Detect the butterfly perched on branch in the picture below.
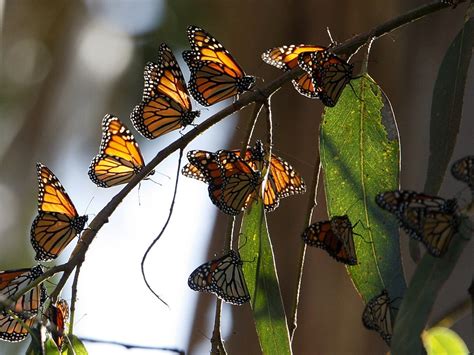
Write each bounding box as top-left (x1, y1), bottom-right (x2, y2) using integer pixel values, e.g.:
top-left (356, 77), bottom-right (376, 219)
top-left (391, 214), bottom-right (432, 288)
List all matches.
top-left (0, 265), bottom-right (47, 342)
top-left (362, 289), bottom-right (397, 345)
top-left (183, 25), bottom-right (256, 106)
top-left (31, 164), bottom-right (88, 261)
top-left (47, 298), bottom-right (69, 352)
top-left (302, 215), bottom-right (358, 265)
top-left (182, 140), bottom-right (306, 214)
top-left (376, 190), bottom-right (460, 257)
top-left (131, 43), bottom-right (200, 139)
top-left (89, 114), bottom-right (152, 187)
top-left (188, 250), bottom-right (250, 305)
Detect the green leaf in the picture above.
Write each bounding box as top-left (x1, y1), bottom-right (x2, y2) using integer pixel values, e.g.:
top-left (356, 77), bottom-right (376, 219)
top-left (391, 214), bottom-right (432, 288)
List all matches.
top-left (424, 3), bottom-right (474, 194)
top-left (391, 217), bottom-right (472, 354)
top-left (239, 200), bottom-right (292, 355)
top-left (422, 327), bottom-right (470, 355)
top-left (63, 335), bottom-right (88, 355)
top-left (320, 75), bottom-right (407, 305)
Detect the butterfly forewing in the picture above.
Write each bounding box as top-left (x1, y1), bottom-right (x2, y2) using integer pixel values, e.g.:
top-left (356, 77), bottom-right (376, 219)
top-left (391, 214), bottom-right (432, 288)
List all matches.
top-left (362, 290), bottom-right (394, 345)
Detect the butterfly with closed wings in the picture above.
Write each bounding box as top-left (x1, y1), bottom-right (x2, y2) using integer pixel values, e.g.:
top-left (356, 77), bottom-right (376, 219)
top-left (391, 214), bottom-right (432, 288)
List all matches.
top-left (31, 164), bottom-right (88, 261)
top-left (183, 26), bottom-right (256, 106)
top-left (131, 43), bottom-right (200, 139)
top-left (362, 289), bottom-right (397, 346)
top-left (188, 250), bottom-right (250, 306)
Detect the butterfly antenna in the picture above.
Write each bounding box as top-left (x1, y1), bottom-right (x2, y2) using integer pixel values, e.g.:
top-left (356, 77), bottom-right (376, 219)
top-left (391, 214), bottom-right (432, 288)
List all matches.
top-left (326, 27), bottom-right (337, 46)
top-left (147, 178), bottom-right (163, 186)
top-left (138, 182), bottom-right (142, 206)
top-left (83, 196), bottom-right (95, 216)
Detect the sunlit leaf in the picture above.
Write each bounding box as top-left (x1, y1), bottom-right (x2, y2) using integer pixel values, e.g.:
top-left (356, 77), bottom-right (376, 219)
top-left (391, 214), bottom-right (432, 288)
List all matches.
top-left (239, 200), bottom-right (292, 355)
top-left (320, 75), bottom-right (407, 307)
top-left (422, 327), bottom-right (470, 355)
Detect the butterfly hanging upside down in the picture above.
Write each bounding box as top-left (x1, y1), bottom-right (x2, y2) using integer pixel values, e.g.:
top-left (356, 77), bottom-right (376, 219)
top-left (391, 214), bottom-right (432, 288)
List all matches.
top-left (362, 289), bottom-right (397, 346)
top-left (188, 250), bottom-right (250, 306)
top-left (183, 25), bottom-right (256, 106)
top-left (182, 140), bottom-right (306, 214)
top-left (0, 265), bottom-right (47, 342)
top-left (89, 114), bottom-right (154, 188)
top-left (31, 163), bottom-right (88, 262)
top-left (302, 215), bottom-right (359, 265)
top-left (375, 190), bottom-right (460, 257)
top-left (131, 43), bottom-right (200, 139)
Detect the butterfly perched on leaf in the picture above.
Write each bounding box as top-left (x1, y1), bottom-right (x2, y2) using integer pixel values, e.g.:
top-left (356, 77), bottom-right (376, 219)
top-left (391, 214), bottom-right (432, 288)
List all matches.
top-left (0, 266), bottom-right (47, 342)
top-left (362, 289), bottom-right (397, 346)
top-left (182, 140), bottom-right (306, 212)
top-left (47, 299), bottom-right (69, 351)
top-left (302, 215), bottom-right (358, 265)
top-left (188, 250), bottom-right (250, 305)
top-left (131, 43), bottom-right (200, 139)
top-left (451, 156), bottom-right (474, 195)
top-left (31, 163), bottom-right (88, 261)
top-left (298, 50), bottom-right (353, 107)
top-left (262, 44), bottom-right (326, 98)
top-left (183, 25), bottom-right (256, 106)
top-left (376, 190), bottom-right (460, 257)
top-left (89, 114), bottom-right (153, 187)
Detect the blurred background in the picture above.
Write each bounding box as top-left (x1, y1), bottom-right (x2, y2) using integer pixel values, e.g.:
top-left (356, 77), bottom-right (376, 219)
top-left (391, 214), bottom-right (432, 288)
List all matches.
top-left (0, 0), bottom-right (472, 354)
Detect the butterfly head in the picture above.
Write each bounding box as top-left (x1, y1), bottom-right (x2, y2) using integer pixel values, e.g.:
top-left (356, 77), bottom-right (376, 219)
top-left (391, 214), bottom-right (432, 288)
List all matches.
top-left (237, 75), bottom-right (256, 93)
top-left (182, 110), bottom-right (201, 126)
top-left (72, 215), bottom-right (88, 233)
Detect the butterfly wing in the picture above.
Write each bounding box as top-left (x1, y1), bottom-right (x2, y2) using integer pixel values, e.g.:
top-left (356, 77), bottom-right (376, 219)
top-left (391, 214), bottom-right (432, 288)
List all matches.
top-left (32, 164), bottom-right (88, 261)
top-left (362, 289), bottom-right (393, 345)
top-left (0, 266), bottom-right (47, 342)
top-left (89, 114), bottom-right (146, 187)
top-left (184, 26), bottom-right (256, 106)
top-left (451, 155), bottom-right (474, 188)
top-left (262, 44), bottom-right (326, 98)
top-left (188, 250), bottom-right (250, 305)
top-left (299, 50), bottom-right (353, 107)
top-left (48, 299), bottom-right (69, 351)
top-left (131, 44), bottom-right (199, 139)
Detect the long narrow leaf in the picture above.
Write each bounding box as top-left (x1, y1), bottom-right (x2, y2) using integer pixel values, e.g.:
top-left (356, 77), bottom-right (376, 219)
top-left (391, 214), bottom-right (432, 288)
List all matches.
top-left (239, 201), bottom-right (292, 355)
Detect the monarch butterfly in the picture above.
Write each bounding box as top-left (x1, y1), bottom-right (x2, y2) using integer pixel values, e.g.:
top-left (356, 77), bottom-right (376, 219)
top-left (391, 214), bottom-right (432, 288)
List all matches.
top-left (131, 43), bottom-right (200, 139)
top-left (31, 163), bottom-right (88, 261)
top-left (362, 289), bottom-right (396, 345)
top-left (376, 190), bottom-right (459, 257)
top-left (301, 215), bottom-right (358, 265)
top-left (0, 266), bottom-right (47, 342)
top-left (182, 141), bottom-right (306, 212)
top-left (298, 50), bottom-right (353, 107)
top-left (261, 44), bottom-right (326, 98)
top-left (183, 25), bottom-right (256, 106)
top-left (451, 156), bottom-right (474, 192)
top-left (188, 250), bottom-right (250, 305)
top-left (47, 299), bottom-right (69, 351)
top-left (89, 114), bottom-right (152, 187)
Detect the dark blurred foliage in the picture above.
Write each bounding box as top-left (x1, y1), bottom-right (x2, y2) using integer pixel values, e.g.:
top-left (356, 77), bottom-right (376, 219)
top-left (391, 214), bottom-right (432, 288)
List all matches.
top-left (0, 1), bottom-right (472, 354)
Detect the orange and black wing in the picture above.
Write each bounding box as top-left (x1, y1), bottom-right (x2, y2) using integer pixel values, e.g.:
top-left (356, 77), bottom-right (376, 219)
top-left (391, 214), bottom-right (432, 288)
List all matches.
top-left (0, 266), bottom-right (47, 342)
top-left (89, 114), bottom-right (146, 187)
top-left (32, 164), bottom-right (88, 261)
top-left (302, 215), bottom-right (357, 265)
top-left (183, 26), bottom-right (256, 106)
top-left (362, 289), bottom-right (394, 345)
top-left (48, 299), bottom-right (69, 351)
top-left (188, 250), bottom-right (250, 305)
top-left (451, 155), bottom-right (474, 190)
top-left (299, 50), bottom-right (353, 107)
top-left (262, 44), bottom-right (326, 98)
top-left (131, 44), bottom-right (199, 139)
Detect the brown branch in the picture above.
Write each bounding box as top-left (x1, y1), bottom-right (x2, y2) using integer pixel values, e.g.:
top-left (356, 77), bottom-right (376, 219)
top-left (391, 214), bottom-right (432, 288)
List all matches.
top-left (3, 0), bottom-right (461, 314)
top-left (79, 337), bottom-right (184, 354)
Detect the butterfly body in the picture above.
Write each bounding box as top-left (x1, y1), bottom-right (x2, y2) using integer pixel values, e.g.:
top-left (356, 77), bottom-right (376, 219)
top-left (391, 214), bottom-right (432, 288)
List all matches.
top-left (32, 164), bottom-right (88, 261)
top-left (188, 250), bottom-right (250, 306)
top-left (184, 26), bottom-right (256, 106)
top-left (131, 44), bottom-right (199, 139)
top-left (302, 215), bottom-right (357, 265)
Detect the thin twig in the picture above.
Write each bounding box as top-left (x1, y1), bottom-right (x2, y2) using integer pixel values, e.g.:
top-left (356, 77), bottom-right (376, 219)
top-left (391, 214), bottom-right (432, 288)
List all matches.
top-left (242, 102), bottom-right (264, 152)
top-left (3, 0), bottom-right (460, 313)
top-left (210, 299), bottom-right (226, 354)
top-left (290, 154), bottom-right (322, 342)
top-left (140, 149), bottom-right (185, 307)
top-left (429, 297), bottom-right (472, 328)
top-left (69, 263), bottom-right (82, 335)
top-left (79, 337), bottom-right (184, 354)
